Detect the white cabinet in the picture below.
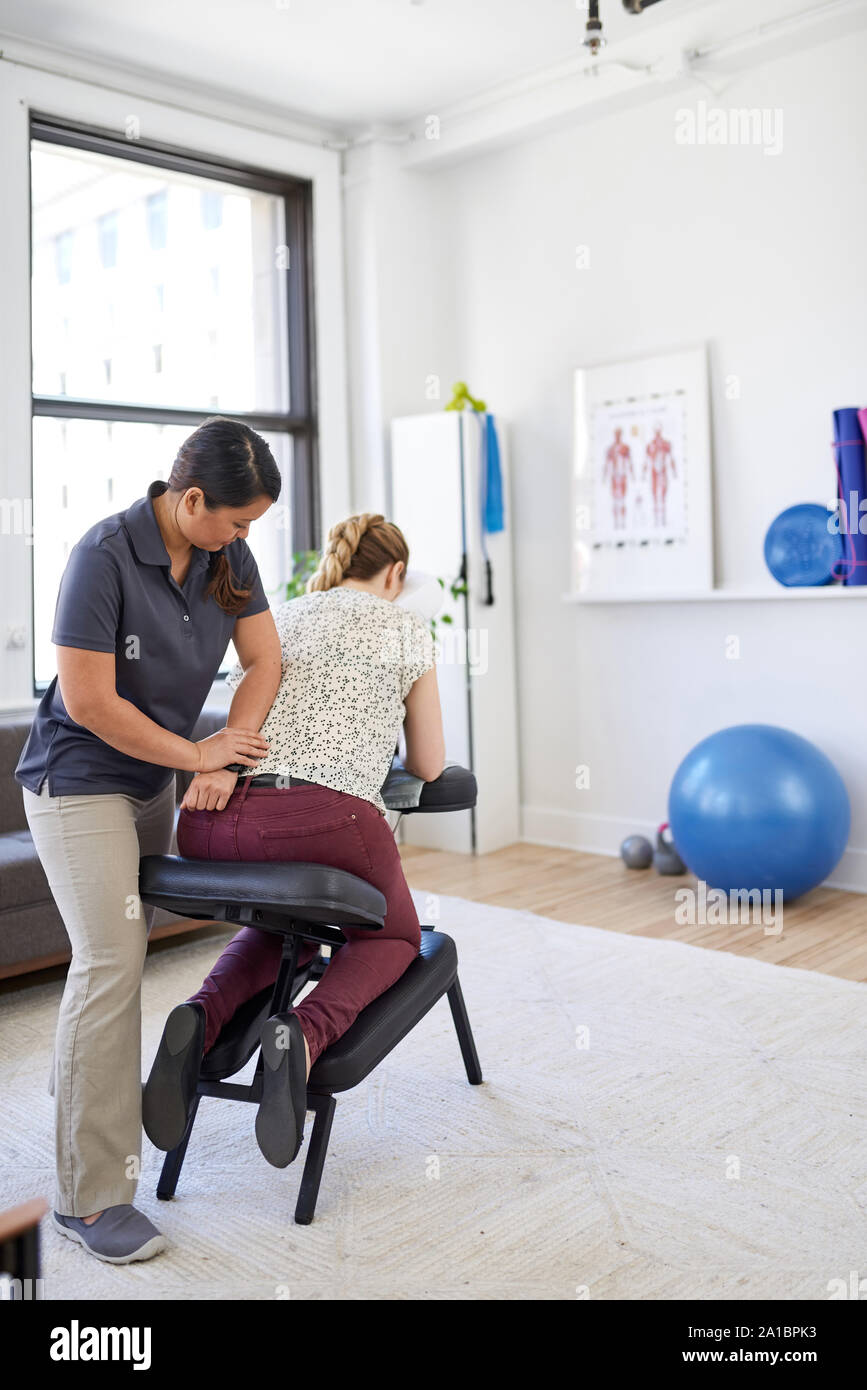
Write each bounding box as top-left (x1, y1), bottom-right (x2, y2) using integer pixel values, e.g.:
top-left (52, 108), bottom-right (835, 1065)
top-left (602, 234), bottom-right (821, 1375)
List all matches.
top-left (390, 411), bottom-right (520, 855)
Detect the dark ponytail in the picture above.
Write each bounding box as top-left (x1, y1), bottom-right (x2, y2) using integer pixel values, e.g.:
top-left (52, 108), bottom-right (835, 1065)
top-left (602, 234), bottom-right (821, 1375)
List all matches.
top-left (167, 416), bottom-right (282, 616)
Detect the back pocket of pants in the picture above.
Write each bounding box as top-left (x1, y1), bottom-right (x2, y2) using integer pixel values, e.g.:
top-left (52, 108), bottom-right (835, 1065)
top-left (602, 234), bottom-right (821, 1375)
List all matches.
top-left (177, 811), bottom-right (213, 860)
top-left (257, 814), bottom-right (373, 874)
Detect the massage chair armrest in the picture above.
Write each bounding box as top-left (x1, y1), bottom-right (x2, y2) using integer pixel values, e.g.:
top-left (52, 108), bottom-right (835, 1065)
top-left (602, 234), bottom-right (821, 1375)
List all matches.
top-left (381, 757), bottom-right (477, 814)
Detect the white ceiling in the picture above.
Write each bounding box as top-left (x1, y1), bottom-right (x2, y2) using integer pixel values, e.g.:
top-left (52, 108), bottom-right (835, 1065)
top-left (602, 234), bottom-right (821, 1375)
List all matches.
top-left (0, 0), bottom-right (859, 141)
top-left (0, 0), bottom-right (721, 133)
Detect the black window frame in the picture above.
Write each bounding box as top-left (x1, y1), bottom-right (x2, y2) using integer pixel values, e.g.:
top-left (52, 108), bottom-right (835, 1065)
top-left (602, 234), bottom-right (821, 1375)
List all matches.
top-left (29, 111), bottom-right (320, 696)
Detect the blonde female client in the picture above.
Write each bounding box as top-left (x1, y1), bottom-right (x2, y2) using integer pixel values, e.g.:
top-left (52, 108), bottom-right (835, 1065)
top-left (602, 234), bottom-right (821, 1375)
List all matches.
top-left (143, 514), bottom-right (445, 1171)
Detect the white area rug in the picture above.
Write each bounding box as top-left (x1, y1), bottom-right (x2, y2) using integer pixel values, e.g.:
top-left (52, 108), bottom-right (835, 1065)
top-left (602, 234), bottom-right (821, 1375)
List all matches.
top-left (2, 892), bottom-right (866, 1301)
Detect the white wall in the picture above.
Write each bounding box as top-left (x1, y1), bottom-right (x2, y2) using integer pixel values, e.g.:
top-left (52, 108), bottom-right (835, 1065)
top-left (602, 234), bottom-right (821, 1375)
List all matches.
top-left (343, 139), bottom-right (462, 515)
top-left (348, 28), bottom-right (867, 890)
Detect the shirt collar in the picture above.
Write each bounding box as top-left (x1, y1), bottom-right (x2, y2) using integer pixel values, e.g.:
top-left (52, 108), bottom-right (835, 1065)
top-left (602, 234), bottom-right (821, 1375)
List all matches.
top-left (125, 479), bottom-right (211, 571)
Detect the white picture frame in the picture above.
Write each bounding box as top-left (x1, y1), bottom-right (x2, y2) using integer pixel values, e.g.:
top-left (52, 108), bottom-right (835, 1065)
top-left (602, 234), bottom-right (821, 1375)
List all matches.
top-left (572, 345), bottom-right (714, 597)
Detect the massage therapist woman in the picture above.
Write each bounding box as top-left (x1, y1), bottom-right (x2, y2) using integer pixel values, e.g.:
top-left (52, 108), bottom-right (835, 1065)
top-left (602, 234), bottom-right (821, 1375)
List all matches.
top-left (14, 416), bottom-right (284, 1264)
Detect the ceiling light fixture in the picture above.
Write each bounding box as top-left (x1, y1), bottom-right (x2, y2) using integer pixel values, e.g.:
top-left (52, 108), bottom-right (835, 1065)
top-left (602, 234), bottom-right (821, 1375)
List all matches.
top-left (582, 0), bottom-right (607, 55)
top-left (583, 0), bottom-right (668, 55)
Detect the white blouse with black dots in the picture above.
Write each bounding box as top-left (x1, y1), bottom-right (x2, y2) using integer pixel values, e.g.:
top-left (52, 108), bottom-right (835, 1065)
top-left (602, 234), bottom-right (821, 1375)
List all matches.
top-left (225, 587), bottom-right (436, 815)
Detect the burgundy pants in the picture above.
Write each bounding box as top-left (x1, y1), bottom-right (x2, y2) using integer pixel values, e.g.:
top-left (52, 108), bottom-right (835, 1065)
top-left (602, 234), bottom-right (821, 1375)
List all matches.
top-left (176, 777), bottom-right (421, 1067)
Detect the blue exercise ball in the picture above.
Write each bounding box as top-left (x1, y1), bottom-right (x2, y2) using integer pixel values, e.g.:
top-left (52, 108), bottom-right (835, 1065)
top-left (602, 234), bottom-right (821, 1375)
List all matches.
top-left (668, 724), bottom-right (850, 901)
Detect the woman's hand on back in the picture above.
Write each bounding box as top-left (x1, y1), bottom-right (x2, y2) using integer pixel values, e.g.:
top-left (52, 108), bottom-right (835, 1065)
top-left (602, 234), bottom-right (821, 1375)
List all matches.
top-left (181, 768), bottom-right (239, 813)
top-left (194, 726), bottom-right (269, 773)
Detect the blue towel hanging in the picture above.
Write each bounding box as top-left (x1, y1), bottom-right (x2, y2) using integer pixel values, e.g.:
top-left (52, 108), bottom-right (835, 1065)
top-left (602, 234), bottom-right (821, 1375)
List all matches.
top-left (473, 410), bottom-right (504, 606)
top-left (483, 412), bottom-right (504, 534)
top-left (475, 412), bottom-right (505, 538)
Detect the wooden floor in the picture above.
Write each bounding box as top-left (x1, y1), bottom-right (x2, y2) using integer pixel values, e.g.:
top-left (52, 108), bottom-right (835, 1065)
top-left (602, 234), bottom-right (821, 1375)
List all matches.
top-left (6, 841), bottom-right (864, 992)
top-left (399, 841), bottom-right (867, 984)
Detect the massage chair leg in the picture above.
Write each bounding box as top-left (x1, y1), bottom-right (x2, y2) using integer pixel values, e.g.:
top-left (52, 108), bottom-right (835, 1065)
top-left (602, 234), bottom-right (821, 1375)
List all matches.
top-left (447, 975), bottom-right (483, 1085)
top-left (156, 1094), bottom-right (202, 1199)
top-left (294, 1091), bottom-right (336, 1225)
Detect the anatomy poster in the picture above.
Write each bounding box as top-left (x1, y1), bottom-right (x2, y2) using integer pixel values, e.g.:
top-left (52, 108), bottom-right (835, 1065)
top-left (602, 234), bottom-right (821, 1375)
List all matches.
top-left (572, 347), bottom-right (713, 597)
top-left (592, 395), bottom-right (687, 544)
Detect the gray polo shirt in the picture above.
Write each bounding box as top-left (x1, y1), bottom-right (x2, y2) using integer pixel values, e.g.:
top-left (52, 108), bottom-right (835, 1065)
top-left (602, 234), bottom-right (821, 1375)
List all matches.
top-left (15, 479), bottom-right (270, 800)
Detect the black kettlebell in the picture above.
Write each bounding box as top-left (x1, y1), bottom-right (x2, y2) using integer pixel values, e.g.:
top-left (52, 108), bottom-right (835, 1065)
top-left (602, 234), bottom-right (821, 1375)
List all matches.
top-left (653, 822), bottom-right (687, 876)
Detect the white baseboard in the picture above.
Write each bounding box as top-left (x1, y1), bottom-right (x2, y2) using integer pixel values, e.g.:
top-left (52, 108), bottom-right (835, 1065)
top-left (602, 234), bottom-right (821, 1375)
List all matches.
top-left (521, 805), bottom-right (867, 896)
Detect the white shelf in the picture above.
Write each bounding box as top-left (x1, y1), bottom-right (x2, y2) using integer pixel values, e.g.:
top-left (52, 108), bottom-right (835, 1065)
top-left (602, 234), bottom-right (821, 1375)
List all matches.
top-left (562, 585), bottom-right (867, 604)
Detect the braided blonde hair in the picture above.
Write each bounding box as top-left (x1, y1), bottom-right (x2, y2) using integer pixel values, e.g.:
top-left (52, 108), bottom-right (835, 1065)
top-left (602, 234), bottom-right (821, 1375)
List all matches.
top-left (306, 512), bottom-right (410, 592)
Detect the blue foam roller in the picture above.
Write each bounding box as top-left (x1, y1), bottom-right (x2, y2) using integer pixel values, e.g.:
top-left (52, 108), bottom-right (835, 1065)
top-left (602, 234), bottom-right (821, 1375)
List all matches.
top-left (833, 407), bottom-right (867, 585)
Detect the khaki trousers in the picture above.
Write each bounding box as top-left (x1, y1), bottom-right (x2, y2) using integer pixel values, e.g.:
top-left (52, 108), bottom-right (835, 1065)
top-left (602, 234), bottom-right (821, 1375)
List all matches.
top-left (21, 778), bottom-right (176, 1216)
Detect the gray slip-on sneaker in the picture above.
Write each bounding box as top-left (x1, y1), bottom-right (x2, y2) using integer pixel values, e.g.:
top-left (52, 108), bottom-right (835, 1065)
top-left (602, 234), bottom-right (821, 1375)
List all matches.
top-left (53, 1205), bottom-right (167, 1264)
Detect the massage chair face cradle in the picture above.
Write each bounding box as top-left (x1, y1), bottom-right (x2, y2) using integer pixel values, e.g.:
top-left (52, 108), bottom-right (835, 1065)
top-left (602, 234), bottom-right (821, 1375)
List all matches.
top-left (138, 757), bottom-right (482, 1224)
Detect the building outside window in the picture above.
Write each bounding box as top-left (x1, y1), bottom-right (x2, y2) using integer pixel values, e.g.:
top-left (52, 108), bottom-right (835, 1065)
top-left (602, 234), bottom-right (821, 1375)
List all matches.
top-left (97, 210), bottom-right (118, 268)
top-left (54, 230), bottom-right (73, 284)
top-left (201, 189), bottom-right (223, 230)
top-left (146, 189), bottom-right (167, 251)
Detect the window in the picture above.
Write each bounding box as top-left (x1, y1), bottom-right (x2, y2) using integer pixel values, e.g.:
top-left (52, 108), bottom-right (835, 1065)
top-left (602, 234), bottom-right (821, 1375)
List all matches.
top-left (30, 115), bottom-right (318, 693)
top-left (201, 190), bottom-right (223, 229)
top-left (146, 190), bottom-right (167, 250)
top-left (98, 210), bottom-right (118, 268)
top-left (55, 230), bottom-right (73, 284)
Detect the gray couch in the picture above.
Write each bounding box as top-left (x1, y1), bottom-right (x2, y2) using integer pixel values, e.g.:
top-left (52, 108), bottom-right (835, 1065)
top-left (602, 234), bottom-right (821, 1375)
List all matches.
top-left (0, 706), bottom-right (226, 978)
